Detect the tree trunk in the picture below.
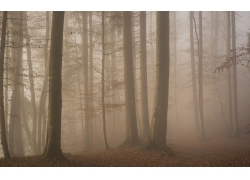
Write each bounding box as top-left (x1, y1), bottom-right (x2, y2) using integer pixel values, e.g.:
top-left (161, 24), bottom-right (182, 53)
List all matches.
top-left (41, 11), bottom-right (50, 152)
top-left (24, 11), bottom-right (38, 154)
top-left (226, 12), bottom-right (233, 136)
top-left (198, 12), bottom-right (205, 140)
top-left (131, 12), bottom-right (142, 137)
top-left (9, 11), bottom-right (25, 157)
top-left (102, 11), bottom-right (110, 150)
top-left (122, 11), bottom-right (140, 146)
top-left (190, 12), bottom-right (200, 134)
top-left (43, 11), bottom-right (65, 159)
top-left (88, 11), bottom-right (94, 146)
top-left (0, 11), bottom-right (11, 159)
top-left (82, 12), bottom-right (90, 150)
top-left (173, 12), bottom-right (179, 127)
top-left (231, 11), bottom-right (239, 137)
top-left (149, 11), bottom-right (169, 146)
top-left (140, 11), bottom-right (150, 141)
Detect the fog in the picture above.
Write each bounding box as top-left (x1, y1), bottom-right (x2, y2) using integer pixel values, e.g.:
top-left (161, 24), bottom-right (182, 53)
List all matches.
top-left (0, 11), bottom-right (250, 159)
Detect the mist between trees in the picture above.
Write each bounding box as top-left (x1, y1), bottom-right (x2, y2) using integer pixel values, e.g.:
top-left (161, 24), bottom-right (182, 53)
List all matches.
top-left (0, 11), bottom-right (250, 159)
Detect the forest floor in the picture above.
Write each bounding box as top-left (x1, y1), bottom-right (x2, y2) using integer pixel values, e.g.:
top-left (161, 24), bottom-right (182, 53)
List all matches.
top-left (1, 131), bottom-right (250, 167)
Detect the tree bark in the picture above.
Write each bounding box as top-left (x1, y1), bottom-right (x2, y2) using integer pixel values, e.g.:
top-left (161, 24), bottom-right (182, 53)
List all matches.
top-left (189, 12), bottom-right (200, 134)
top-left (82, 12), bottom-right (90, 150)
top-left (198, 12), bottom-right (205, 140)
top-left (231, 11), bottom-right (239, 137)
top-left (43, 11), bottom-right (65, 159)
top-left (102, 11), bottom-right (110, 150)
top-left (0, 11), bottom-right (11, 159)
top-left (122, 11), bottom-right (140, 146)
top-left (24, 11), bottom-right (38, 154)
top-left (149, 11), bottom-right (169, 146)
top-left (226, 12), bottom-right (233, 136)
top-left (140, 11), bottom-right (150, 141)
top-left (9, 11), bottom-right (25, 157)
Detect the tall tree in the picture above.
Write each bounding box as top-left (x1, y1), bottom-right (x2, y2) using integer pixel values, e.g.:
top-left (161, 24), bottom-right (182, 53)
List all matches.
top-left (122, 11), bottom-right (140, 146)
top-left (0, 11), bottom-right (11, 159)
top-left (226, 12), bottom-right (233, 136)
top-left (231, 11), bottom-right (239, 137)
top-left (131, 12), bottom-right (142, 135)
top-left (88, 11), bottom-right (94, 145)
top-left (198, 11), bottom-right (205, 140)
top-left (189, 11), bottom-right (199, 134)
top-left (24, 11), bottom-right (38, 154)
top-left (43, 11), bottom-right (65, 159)
top-left (173, 11), bottom-right (179, 127)
top-left (140, 11), bottom-right (150, 141)
top-left (82, 12), bottom-right (90, 150)
top-left (9, 11), bottom-right (24, 156)
top-left (101, 11), bottom-right (110, 149)
top-left (148, 11), bottom-right (170, 146)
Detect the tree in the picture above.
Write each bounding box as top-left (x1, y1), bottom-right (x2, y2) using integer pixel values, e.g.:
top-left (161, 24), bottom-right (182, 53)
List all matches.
top-left (24, 11), bottom-right (38, 154)
top-left (0, 11), bottom-right (11, 159)
top-left (148, 11), bottom-right (170, 146)
top-left (139, 11), bottom-right (150, 141)
top-left (82, 12), bottom-right (90, 150)
top-left (226, 12), bottom-right (233, 136)
top-left (189, 11), bottom-right (199, 134)
top-left (8, 11), bottom-right (25, 156)
top-left (43, 11), bottom-right (65, 159)
top-left (122, 11), bottom-right (140, 146)
top-left (231, 11), bottom-right (239, 137)
top-left (101, 11), bottom-right (110, 149)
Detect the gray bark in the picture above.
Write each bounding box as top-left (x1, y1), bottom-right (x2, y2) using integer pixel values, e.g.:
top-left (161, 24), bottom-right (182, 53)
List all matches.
top-left (140, 11), bottom-right (150, 141)
top-left (150, 11), bottom-right (169, 145)
top-left (122, 11), bottom-right (140, 145)
top-left (0, 11), bottom-right (10, 159)
top-left (43, 11), bottom-right (65, 159)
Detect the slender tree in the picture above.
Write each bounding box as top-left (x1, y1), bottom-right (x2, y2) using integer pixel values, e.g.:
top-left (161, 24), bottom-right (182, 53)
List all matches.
top-left (140, 11), bottom-right (150, 141)
top-left (122, 11), bottom-right (140, 146)
top-left (82, 12), bottom-right (90, 150)
top-left (0, 11), bottom-right (11, 159)
top-left (190, 11), bottom-right (199, 134)
top-left (231, 11), bottom-right (239, 137)
top-left (198, 12), bottom-right (205, 140)
top-left (226, 12), bottom-right (233, 136)
top-left (24, 11), bottom-right (38, 154)
top-left (173, 11), bottom-right (179, 127)
top-left (43, 11), bottom-right (65, 159)
top-left (101, 11), bottom-right (110, 149)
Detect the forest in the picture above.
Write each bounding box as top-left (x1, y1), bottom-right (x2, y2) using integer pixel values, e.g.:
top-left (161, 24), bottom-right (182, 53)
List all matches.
top-left (0, 10), bottom-right (250, 169)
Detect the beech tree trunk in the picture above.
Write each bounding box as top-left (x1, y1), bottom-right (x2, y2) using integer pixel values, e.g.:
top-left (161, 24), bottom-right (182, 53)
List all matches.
top-left (231, 11), bottom-right (239, 137)
top-left (101, 11), bottom-right (110, 149)
top-left (140, 11), bottom-right (150, 141)
top-left (43, 11), bottom-right (65, 159)
top-left (189, 11), bottom-right (199, 134)
top-left (122, 11), bottom-right (140, 146)
top-left (198, 12), bottom-right (205, 140)
top-left (82, 12), bottom-right (90, 150)
top-left (226, 12), bottom-right (233, 136)
top-left (0, 11), bottom-right (11, 159)
top-left (24, 11), bottom-right (38, 154)
top-left (149, 11), bottom-right (169, 146)
top-left (9, 11), bottom-right (24, 157)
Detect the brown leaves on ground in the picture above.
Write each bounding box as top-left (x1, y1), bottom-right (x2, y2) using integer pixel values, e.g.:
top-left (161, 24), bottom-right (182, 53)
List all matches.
top-left (1, 132), bottom-right (250, 167)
